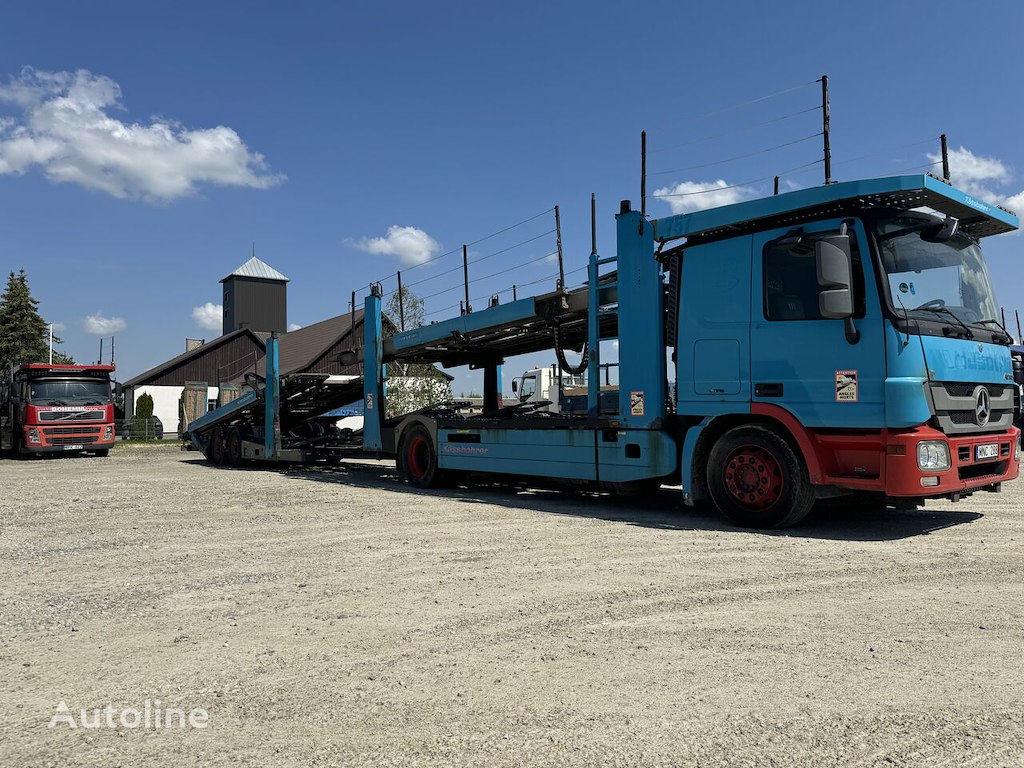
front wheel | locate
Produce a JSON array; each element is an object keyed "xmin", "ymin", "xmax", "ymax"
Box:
[
  {"xmin": 706, "ymin": 425, "xmax": 814, "ymax": 528},
  {"xmin": 398, "ymin": 424, "xmax": 445, "ymax": 488},
  {"xmin": 93, "ymin": 449, "xmax": 110, "ymax": 457}
]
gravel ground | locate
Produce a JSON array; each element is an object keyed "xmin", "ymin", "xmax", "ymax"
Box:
[{"xmin": 1, "ymin": 444, "xmax": 1023, "ymax": 767}]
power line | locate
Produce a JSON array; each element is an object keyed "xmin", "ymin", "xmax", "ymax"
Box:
[
  {"xmin": 651, "ymin": 133, "xmax": 822, "ymax": 176},
  {"xmin": 830, "ymin": 136, "xmax": 940, "ymax": 169},
  {"xmin": 648, "ymin": 159, "xmax": 823, "ymax": 199},
  {"xmin": 418, "ymin": 250, "xmax": 558, "ymax": 302},
  {"xmin": 651, "ymin": 79, "xmax": 820, "ymax": 130},
  {"xmin": 648, "ymin": 106, "xmax": 821, "ymax": 155},
  {"xmin": 402, "ymin": 229, "xmax": 556, "ymax": 291},
  {"xmin": 399, "ymin": 207, "xmax": 555, "ymax": 275}
]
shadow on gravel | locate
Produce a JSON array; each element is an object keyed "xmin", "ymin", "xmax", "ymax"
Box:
[{"xmin": 181, "ymin": 457, "xmax": 986, "ymax": 543}]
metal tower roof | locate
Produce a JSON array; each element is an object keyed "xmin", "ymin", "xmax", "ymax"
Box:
[{"xmin": 221, "ymin": 256, "xmax": 290, "ymax": 283}]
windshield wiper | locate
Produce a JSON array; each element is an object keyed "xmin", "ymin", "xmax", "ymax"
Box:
[
  {"xmin": 971, "ymin": 319, "xmax": 1014, "ymax": 343},
  {"xmin": 45, "ymin": 399, "xmax": 69, "ymax": 406},
  {"xmin": 914, "ymin": 306, "xmax": 975, "ymax": 338}
]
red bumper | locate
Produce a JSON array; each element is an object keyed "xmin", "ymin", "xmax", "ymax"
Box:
[
  {"xmin": 23, "ymin": 424, "xmax": 115, "ymax": 453},
  {"xmin": 881, "ymin": 425, "xmax": 1019, "ymax": 497}
]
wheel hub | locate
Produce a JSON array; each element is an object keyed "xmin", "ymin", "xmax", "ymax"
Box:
[{"xmin": 724, "ymin": 446, "xmax": 783, "ymax": 509}]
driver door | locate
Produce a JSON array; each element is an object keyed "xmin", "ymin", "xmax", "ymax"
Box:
[{"xmin": 749, "ymin": 217, "xmax": 886, "ymax": 428}]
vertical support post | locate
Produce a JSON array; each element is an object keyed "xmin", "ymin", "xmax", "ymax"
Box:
[
  {"xmin": 1016, "ymin": 310, "xmax": 1022, "ymax": 344},
  {"xmin": 362, "ymin": 288, "xmax": 385, "ymax": 453},
  {"xmin": 264, "ymin": 334, "xmax": 280, "ymax": 460},
  {"xmin": 1001, "ymin": 307, "xmax": 1007, "ymax": 333},
  {"xmin": 555, "ymin": 205, "xmax": 565, "ymax": 291},
  {"xmin": 396, "ymin": 271, "xmax": 405, "ymax": 331},
  {"xmin": 616, "ymin": 205, "xmax": 663, "ymax": 429},
  {"xmin": 110, "ymin": 336, "xmax": 115, "ymax": 368},
  {"xmin": 774, "ymin": 176, "xmax": 780, "ymax": 196},
  {"xmin": 587, "ymin": 193, "xmax": 600, "ymax": 418},
  {"xmin": 640, "ymin": 131, "xmax": 647, "ymax": 218},
  {"xmin": 821, "ymin": 75, "xmax": 831, "ymax": 185},
  {"xmin": 591, "ymin": 193, "xmax": 597, "ymax": 255},
  {"xmin": 462, "ymin": 244, "xmax": 470, "ymax": 314},
  {"xmin": 512, "ymin": 285, "xmax": 517, "ymax": 301},
  {"xmin": 940, "ymin": 134, "xmax": 950, "ymax": 182},
  {"xmin": 483, "ymin": 361, "xmax": 500, "ymax": 415},
  {"xmin": 48, "ymin": 323, "xmax": 53, "ymax": 364},
  {"xmin": 98, "ymin": 338, "xmax": 103, "ymax": 366}
]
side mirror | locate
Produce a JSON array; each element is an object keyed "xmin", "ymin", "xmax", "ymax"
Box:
[
  {"xmin": 922, "ymin": 216, "xmax": 959, "ymax": 243},
  {"xmin": 511, "ymin": 380, "xmax": 518, "ymax": 393},
  {"xmin": 816, "ymin": 234, "xmax": 854, "ymax": 319}
]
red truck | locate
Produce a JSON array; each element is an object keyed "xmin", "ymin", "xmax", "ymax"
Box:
[{"xmin": 1, "ymin": 364, "xmax": 116, "ymax": 457}]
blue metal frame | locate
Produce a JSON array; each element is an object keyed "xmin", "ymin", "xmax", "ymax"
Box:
[
  {"xmin": 654, "ymin": 174, "xmax": 1019, "ymax": 242},
  {"xmin": 264, "ymin": 335, "xmax": 280, "ymax": 459},
  {"xmin": 362, "ymin": 293, "xmax": 385, "ymax": 452}
]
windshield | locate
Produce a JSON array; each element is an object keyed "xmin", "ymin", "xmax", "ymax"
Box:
[
  {"xmin": 518, "ymin": 375, "xmax": 537, "ymax": 401},
  {"xmin": 28, "ymin": 378, "xmax": 112, "ymax": 406},
  {"xmin": 875, "ymin": 214, "xmax": 1000, "ymax": 332}
]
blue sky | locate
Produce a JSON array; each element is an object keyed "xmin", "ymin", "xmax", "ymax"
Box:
[{"xmin": 2, "ymin": 1, "xmax": 1023, "ymax": 394}]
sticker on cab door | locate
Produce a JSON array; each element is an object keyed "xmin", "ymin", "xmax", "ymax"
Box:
[
  {"xmin": 630, "ymin": 391, "xmax": 645, "ymax": 416},
  {"xmin": 835, "ymin": 370, "xmax": 858, "ymax": 402}
]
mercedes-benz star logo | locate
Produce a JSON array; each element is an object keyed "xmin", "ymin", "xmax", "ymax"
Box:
[{"xmin": 974, "ymin": 385, "xmax": 992, "ymax": 427}]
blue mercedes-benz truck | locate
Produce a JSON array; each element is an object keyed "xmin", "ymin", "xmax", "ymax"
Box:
[{"xmin": 361, "ymin": 173, "xmax": 1020, "ymax": 527}]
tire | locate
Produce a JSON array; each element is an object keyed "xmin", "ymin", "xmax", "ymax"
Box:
[
  {"xmin": 398, "ymin": 424, "xmax": 444, "ymax": 488},
  {"xmin": 226, "ymin": 429, "xmax": 243, "ymax": 467},
  {"xmin": 209, "ymin": 429, "xmax": 226, "ymax": 466},
  {"xmin": 706, "ymin": 425, "xmax": 814, "ymax": 528},
  {"xmin": 93, "ymin": 449, "xmax": 109, "ymax": 457}
]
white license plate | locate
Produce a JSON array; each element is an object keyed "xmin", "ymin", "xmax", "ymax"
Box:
[
  {"xmin": 62, "ymin": 444, "xmax": 84, "ymax": 451},
  {"xmin": 976, "ymin": 443, "xmax": 999, "ymax": 460}
]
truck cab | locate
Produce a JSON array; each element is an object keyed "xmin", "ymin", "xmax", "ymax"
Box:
[
  {"xmin": 1, "ymin": 364, "xmax": 116, "ymax": 456},
  {"xmin": 659, "ymin": 174, "xmax": 1021, "ymax": 522}
]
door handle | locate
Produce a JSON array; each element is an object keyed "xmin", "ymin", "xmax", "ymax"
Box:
[{"xmin": 755, "ymin": 383, "xmax": 784, "ymax": 398}]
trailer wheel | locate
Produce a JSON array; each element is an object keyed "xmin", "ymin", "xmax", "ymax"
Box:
[
  {"xmin": 209, "ymin": 429, "xmax": 227, "ymax": 466},
  {"xmin": 399, "ymin": 424, "xmax": 444, "ymax": 488},
  {"xmin": 706, "ymin": 425, "xmax": 813, "ymax": 528},
  {"xmin": 226, "ymin": 429, "xmax": 243, "ymax": 467}
]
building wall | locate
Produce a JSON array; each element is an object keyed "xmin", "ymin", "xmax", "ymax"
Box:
[
  {"xmin": 145, "ymin": 333, "xmax": 263, "ymax": 387},
  {"xmin": 130, "ymin": 385, "xmax": 221, "ymax": 437},
  {"xmin": 223, "ymin": 276, "xmax": 287, "ymax": 335}
]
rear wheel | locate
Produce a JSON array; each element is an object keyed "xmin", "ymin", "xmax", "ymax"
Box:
[
  {"xmin": 707, "ymin": 425, "xmax": 814, "ymax": 528},
  {"xmin": 209, "ymin": 429, "xmax": 226, "ymax": 466},
  {"xmin": 226, "ymin": 429, "xmax": 243, "ymax": 467},
  {"xmin": 398, "ymin": 424, "xmax": 444, "ymax": 488}
]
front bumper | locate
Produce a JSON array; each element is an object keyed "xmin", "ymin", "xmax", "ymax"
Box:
[
  {"xmin": 23, "ymin": 424, "xmax": 116, "ymax": 453},
  {"xmin": 884, "ymin": 425, "xmax": 1019, "ymax": 497}
]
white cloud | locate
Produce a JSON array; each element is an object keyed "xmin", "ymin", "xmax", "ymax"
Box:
[
  {"xmin": 288, "ymin": 322, "xmax": 302, "ymax": 331},
  {"xmin": 191, "ymin": 302, "xmax": 222, "ymax": 331},
  {"xmin": 926, "ymin": 146, "xmax": 1023, "ymax": 215},
  {"xmin": 47, "ymin": 321, "xmax": 66, "ymax": 333},
  {"xmin": 349, "ymin": 225, "xmax": 441, "ymax": 266},
  {"xmin": 652, "ymin": 179, "xmax": 756, "ymax": 215},
  {"xmin": 83, "ymin": 311, "xmax": 125, "ymax": 335},
  {"xmin": 0, "ymin": 67, "xmax": 283, "ymax": 201}
]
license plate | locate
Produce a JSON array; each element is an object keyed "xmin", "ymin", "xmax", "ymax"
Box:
[
  {"xmin": 62, "ymin": 444, "xmax": 84, "ymax": 451},
  {"xmin": 976, "ymin": 443, "xmax": 999, "ymax": 460}
]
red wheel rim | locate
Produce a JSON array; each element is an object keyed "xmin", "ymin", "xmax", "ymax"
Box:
[
  {"xmin": 407, "ymin": 436, "xmax": 429, "ymax": 479},
  {"xmin": 723, "ymin": 444, "xmax": 784, "ymax": 509}
]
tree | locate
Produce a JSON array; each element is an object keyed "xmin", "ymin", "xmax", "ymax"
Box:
[
  {"xmin": 0, "ymin": 270, "xmax": 74, "ymax": 367},
  {"xmin": 0, "ymin": 270, "xmax": 48, "ymax": 368},
  {"xmin": 133, "ymin": 392, "xmax": 156, "ymax": 439},
  {"xmin": 383, "ymin": 287, "xmax": 451, "ymax": 417}
]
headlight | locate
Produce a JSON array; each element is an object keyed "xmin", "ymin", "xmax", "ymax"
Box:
[
  {"xmin": 27, "ymin": 428, "xmax": 40, "ymax": 444},
  {"xmin": 103, "ymin": 426, "xmax": 113, "ymax": 440},
  {"xmin": 917, "ymin": 440, "xmax": 951, "ymax": 471}
]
